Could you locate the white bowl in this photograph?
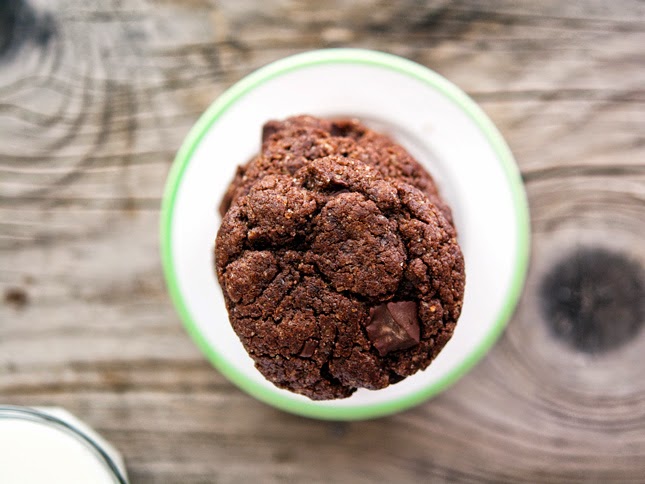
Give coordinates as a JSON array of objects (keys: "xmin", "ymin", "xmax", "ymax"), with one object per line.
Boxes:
[{"xmin": 161, "ymin": 49, "xmax": 530, "ymax": 420}]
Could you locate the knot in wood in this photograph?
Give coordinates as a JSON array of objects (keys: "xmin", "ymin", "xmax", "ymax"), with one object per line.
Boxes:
[{"xmin": 540, "ymin": 247, "xmax": 644, "ymax": 353}]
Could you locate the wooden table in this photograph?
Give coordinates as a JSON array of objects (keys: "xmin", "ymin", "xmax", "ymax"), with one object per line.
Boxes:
[{"xmin": 1, "ymin": 1, "xmax": 644, "ymax": 482}]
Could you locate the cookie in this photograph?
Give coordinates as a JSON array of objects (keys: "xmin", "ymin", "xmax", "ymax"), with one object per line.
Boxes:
[
  {"xmin": 215, "ymin": 155, "xmax": 464, "ymax": 400},
  {"xmin": 219, "ymin": 115, "xmax": 453, "ymax": 224}
]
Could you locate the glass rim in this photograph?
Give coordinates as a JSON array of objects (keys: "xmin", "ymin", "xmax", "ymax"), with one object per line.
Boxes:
[{"xmin": 0, "ymin": 405, "xmax": 128, "ymax": 484}]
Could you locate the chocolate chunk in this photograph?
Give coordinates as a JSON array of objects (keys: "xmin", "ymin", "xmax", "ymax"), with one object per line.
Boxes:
[
  {"xmin": 261, "ymin": 121, "xmax": 281, "ymax": 143},
  {"xmin": 299, "ymin": 339, "xmax": 318, "ymax": 358},
  {"xmin": 366, "ymin": 301, "xmax": 421, "ymax": 356},
  {"xmin": 387, "ymin": 301, "xmax": 421, "ymax": 341}
]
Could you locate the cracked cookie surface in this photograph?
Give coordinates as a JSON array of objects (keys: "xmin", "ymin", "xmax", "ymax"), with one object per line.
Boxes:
[
  {"xmin": 219, "ymin": 115, "xmax": 453, "ymax": 224},
  {"xmin": 216, "ymin": 152, "xmax": 464, "ymax": 400}
]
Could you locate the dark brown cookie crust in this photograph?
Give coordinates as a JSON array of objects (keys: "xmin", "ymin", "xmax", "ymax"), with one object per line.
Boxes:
[
  {"xmin": 219, "ymin": 115, "xmax": 453, "ymax": 224},
  {"xmin": 216, "ymin": 151, "xmax": 464, "ymax": 400}
]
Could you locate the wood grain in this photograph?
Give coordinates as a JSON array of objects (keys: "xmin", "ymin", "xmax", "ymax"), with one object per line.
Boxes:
[{"xmin": 1, "ymin": 0, "xmax": 644, "ymax": 482}]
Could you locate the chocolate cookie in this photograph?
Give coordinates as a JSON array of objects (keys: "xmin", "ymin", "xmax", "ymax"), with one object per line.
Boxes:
[
  {"xmin": 215, "ymin": 155, "xmax": 464, "ymax": 400},
  {"xmin": 219, "ymin": 115, "xmax": 453, "ymax": 224}
]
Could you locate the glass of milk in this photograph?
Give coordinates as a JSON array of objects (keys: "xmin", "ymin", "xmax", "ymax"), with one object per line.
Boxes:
[{"xmin": 0, "ymin": 405, "xmax": 128, "ymax": 484}]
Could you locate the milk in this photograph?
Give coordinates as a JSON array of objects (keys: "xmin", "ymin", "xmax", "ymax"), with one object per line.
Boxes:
[{"xmin": 0, "ymin": 410, "xmax": 124, "ymax": 484}]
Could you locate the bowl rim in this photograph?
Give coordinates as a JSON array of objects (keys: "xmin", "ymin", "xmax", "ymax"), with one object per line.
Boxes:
[{"xmin": 160, "ymin": 48, "xmax": 530, "ymax": 420}]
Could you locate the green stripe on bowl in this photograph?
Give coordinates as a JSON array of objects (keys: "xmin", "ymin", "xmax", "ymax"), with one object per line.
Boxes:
[{"xmin": 160, "ymin": 48, "xmax": 530, "ymax": 420}]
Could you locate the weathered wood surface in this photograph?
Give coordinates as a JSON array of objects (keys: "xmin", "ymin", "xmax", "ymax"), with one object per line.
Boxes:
[{"xmin": 1, "ymin": 0, "xmax": 644, "ymax": 482}]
